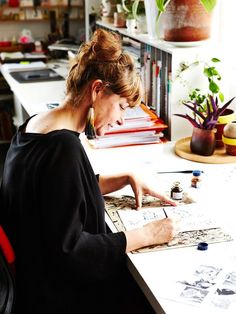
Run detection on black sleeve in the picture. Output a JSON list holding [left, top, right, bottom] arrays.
[[37, 133, 126, 284]]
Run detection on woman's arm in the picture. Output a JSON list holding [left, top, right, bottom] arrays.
[[99, 172, 177, 208], [98, 173, 130, 195], [124, 217, 179, 252]]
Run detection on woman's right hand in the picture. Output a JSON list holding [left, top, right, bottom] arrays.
[[125, 217, 180, 253], [143, 217, 179, 246]]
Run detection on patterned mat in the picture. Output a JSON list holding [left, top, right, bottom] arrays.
[[104, 195, 233, 253]]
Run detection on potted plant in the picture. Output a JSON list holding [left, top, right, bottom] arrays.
[[121, 0, 146, 32], [121, 0, 136, 32], [174, 58, 235, 156], [132, 0, 147, 33], [155, 0, 217, 42]]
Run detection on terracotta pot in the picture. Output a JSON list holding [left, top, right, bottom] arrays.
[[160, 0, 213, 42], [190, 127, 216, 156], [114, 12, 126, 28], [222, 136, 236, 156], [215, 109, 235, 148]]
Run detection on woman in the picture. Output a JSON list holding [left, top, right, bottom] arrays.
[[0, 29, 179, 313]]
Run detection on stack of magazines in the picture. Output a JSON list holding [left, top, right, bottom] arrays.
[[87, 104, 167, 149]]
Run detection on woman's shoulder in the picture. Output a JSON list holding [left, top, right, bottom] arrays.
[[46, 129, 81, 152]]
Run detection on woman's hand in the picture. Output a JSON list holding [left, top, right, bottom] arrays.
[[128, 173, 178, 208], [125, 216, 180, 252], [99, 172, 177, 208]]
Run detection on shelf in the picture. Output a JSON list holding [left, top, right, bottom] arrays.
[[0, 3, 83, 23], [0, 3, 82, 9], [96, 20, 212, 55], [0, 17, 81, 22], [20, 4, 83, 8]]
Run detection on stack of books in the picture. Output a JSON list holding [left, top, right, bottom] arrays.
[[87, 103, 167, 149]]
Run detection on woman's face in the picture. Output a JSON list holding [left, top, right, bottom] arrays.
[[93, 90, 129, 136]]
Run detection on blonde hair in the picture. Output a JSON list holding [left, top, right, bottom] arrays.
[[66, 28, 142, 107]]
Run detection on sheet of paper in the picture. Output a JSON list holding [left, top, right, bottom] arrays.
[[160, 263, 236, 313], [117, 203, 219, 232]]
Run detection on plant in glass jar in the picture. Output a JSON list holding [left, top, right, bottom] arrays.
[[174, 58, 235, 156], [156, 0, 217, 19], [155, 0, 217, 42]]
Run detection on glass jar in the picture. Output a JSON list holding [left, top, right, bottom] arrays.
[[170, 181, 183, 200], [191, 170, 202, 188]]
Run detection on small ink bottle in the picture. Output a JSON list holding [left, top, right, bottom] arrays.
[[191, 170, 202, 188], [170, 181, 183, 200]]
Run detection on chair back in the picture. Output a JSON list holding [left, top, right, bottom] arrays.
[[0, 226, 15, 314]]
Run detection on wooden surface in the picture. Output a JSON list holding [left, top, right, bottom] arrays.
[[175, 137, 236, 164]]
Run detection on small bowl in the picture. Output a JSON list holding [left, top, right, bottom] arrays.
[[222, 135, 236, 156]]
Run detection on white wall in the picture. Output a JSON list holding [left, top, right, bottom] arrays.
[[216, 0, 236, 102]]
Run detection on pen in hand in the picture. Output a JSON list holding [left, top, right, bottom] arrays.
[[163, 208, 168, 218]]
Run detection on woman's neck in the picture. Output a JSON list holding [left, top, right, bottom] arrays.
[[25, 96, 90, 134]]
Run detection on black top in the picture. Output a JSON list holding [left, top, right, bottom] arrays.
[[0, 119, 127, 314]]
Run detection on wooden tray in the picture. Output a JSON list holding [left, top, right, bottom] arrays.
[[175, 137, 236, 164]]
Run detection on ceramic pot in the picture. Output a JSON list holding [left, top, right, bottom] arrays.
[[223, 120, 236, 138], [126, 18, 136, 33], [190, 127, 216, 156], [160, 0, 213, 42], [222, 136, 236, 156], [222, 121, 236, 156], [215, 109, 235, 148]]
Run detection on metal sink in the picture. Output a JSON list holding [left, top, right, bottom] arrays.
[[9, 69, 64, 83]]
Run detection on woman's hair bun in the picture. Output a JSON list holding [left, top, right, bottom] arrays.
[[89, 28, 122, 62]]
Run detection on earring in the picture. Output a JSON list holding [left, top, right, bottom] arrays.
[[85, 107, 96, 139]]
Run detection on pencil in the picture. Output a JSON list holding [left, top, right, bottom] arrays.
[[163, 208, 168, 218]]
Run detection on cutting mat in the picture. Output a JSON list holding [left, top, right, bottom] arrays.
[[175, 137, 236, 164]]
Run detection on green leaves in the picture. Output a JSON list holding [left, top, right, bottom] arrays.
[[132, 0, 145, 19], [156, 0, 171, 12], [175, 56, 234, 130], [203, 58, 222, 98], [156, 0, 172, 18], [156, 0, 217, 13], [200, 0, 217, 12]]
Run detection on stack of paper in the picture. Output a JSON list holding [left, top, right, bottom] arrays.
[[87, 104, 167, 149], [0, 51, 47, 62], [1, 61, 47, 72]]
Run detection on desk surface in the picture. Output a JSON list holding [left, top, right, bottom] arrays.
[[2, 62, 236, 314], [83, 140, 236, 314], [0, 60, 68, 116]]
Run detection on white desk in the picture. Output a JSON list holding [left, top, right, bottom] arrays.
[[0, 60, 68, 125], [83, 141, 236, 314], [2, 63, 236, 314]]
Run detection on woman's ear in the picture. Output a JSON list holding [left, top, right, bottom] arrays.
[[91, 80, 103, 102]]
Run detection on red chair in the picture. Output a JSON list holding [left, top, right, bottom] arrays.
[[0, 226, 15, 314]]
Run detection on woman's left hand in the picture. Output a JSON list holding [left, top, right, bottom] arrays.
[[128, 173, 178, 209], [99, 172, 178, 209]]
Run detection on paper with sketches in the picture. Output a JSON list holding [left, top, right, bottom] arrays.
[[105, 195, 233, 253], [117, 203, 219, 232], [162, 264, 236, 313]]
